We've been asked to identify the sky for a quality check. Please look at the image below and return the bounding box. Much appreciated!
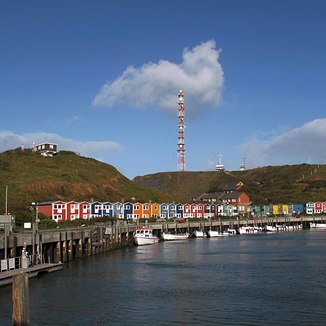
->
[1,0,326,180]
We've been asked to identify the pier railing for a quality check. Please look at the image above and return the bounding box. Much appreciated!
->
[1,256,21,273]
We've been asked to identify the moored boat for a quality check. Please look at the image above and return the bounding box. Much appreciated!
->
[228,228,237,235]
[310,222,326,229]
[265,225,277,233]
[193,230,207,238]
[238,226,259,234]
[161,232,189,241]
[208,229,229,237]
[133,228,160,246]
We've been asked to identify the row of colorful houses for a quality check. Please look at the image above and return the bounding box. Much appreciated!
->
[37,200,326,222]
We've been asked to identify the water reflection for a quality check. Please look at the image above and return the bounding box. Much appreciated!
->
[0,231,326,325]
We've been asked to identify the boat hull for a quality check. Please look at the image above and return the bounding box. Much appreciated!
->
[162,233,189,241]
[194,230,207,238]
[238,226,259,234]
[208,230,228,237]
[310,223,326,229]
[133,228,160,246]
[134,237,160,246]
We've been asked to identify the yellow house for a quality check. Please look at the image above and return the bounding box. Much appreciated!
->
[273,204,281,215]
[282,204,289,215]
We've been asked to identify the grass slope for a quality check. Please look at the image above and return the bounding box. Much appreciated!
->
[0,148,173,214]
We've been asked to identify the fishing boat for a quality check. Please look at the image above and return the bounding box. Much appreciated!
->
[133,228,160,246]
[310,222,326,229]
[161,232,189,241]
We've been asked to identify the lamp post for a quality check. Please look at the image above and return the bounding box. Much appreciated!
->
[4,185,8,260]
[31,202,39,265]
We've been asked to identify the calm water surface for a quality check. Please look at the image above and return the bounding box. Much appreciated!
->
[1,230,326,325]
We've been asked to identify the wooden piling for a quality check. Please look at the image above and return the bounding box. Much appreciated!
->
[12,273,29,326]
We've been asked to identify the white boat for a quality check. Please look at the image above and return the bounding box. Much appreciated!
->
[275,224,286,232]
[162,232,189,241]
[265,225,277,233]
[310,222,326,229]
[238,226,259,234]
[193,230,207,238]
[133,228,160,246]
[208,229,229,237]
[227,228,237,236]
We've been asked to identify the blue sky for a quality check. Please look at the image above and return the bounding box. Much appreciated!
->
[1,0,326,179]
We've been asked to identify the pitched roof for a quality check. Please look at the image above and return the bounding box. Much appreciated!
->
[201,192,223,199]
[220,192,244,200]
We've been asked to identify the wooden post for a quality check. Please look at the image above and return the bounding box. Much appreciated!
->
[12,273,29,326]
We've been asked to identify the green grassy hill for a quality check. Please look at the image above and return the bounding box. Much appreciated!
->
[133,164,326,204]
[0,148,173,215]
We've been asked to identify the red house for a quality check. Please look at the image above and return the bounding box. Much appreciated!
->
[66,201,79,221]
[183,203,191,218]
[37,201,67,222]
[314,202,323,214]
[37,202,53,219]
[196,203,205,219]
[79,201,91,219]
[52,201,67,222]
[190,203,199,218]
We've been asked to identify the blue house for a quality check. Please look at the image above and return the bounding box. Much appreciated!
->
[292,203,305,216]
[102,201,113,217]
[176,203,184,218]
[123,202,133,220]
[160,203,169,219]
[169,203,177,218]
[90,201,103,218]
[113,202,124,219]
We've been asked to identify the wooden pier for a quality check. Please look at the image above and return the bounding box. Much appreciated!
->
[0,262,63,287]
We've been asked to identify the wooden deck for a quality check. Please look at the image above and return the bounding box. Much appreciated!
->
[0,262,63,287]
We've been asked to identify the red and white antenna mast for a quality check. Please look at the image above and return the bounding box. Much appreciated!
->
[177,89,186,172]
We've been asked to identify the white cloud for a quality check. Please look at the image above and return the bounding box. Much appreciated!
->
[0,131,121,156]
[92,40,224,115]
[239,118,326,167]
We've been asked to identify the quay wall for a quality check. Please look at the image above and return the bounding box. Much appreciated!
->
[0,216,325,265]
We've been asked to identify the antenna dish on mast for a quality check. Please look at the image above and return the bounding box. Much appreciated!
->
[216,152,225,171]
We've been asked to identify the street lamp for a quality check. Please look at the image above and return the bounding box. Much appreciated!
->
[31,202,40,265]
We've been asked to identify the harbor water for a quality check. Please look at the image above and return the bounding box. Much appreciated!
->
[1,230,326,325]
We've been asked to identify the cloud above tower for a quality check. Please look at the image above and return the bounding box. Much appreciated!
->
[92,40,224,115]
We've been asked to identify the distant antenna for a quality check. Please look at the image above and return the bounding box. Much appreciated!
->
[177,89,186,172]
[240,157,246,171]
[216,152,225,171]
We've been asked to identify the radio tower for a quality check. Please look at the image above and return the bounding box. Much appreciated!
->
[177,89,186,172]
